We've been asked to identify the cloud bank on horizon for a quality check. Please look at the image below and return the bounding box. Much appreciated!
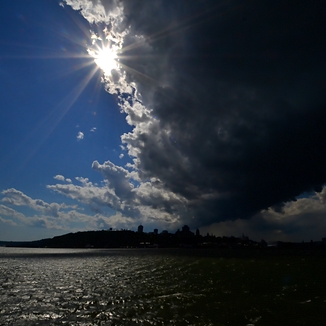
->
[2,0,326,241]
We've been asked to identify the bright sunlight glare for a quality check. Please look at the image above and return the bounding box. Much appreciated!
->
[88,45,118,75]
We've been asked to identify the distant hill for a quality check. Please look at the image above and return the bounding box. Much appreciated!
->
[0,240,47,248]
[2,229,326,251]
[2,229,197,248]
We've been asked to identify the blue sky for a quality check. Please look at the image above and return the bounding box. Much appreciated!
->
[0,1,133,240]
[1,0,326,242]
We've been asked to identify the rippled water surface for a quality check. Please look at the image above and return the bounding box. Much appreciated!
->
[0,247,325,325]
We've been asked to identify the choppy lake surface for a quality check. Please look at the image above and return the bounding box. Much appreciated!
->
[0,247,325,325]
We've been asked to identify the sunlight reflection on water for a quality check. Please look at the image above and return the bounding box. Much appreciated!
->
[0,247,325,325]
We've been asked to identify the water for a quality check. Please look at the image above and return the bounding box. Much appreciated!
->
[0,247,325,325]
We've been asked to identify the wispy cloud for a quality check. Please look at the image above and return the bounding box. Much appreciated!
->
[0,188,141,232]
[0,204,26,222]
[3,181,326,240]
[46,160,184,228]
[1,188,69,218]
[0,216,17,226]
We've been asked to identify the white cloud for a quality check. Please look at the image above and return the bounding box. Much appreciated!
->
[1,188,71,218]
[54,175,72,183]
[0,188,141,232]
[54,175,65,181]
[46,159,188,231]
[47,181,119,212]
[63,0,123,25]
[92,160,134,199]
[77,131,84,141]
[90,127,97,132]
[119,153,124,159]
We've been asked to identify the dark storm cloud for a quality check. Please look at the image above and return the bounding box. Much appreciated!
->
[66,0,326,228]
[116,0,326,224]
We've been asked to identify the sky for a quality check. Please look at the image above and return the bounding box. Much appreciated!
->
[1,0,326,242]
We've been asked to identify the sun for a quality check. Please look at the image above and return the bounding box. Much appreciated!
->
[88,45,118,75]
[95,46,118,74]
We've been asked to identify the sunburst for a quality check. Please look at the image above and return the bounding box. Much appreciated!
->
[87,31,120,76]
[89,46,119,75]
